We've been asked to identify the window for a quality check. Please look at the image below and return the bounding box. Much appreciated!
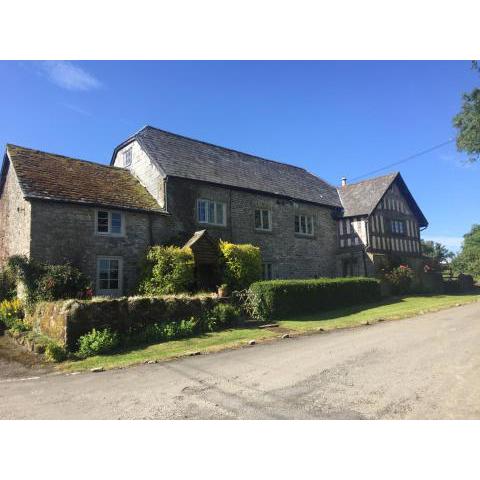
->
[96,210,124,235]
[123,148,132,167]
[97,257,122,295]
[197,199,226,226]
[391,219,405,235]
[295,214,314,236]
[262,263,273,280]
[255,209,271,231]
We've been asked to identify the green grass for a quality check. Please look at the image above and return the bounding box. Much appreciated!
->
[61,293,480,372]
[62,327,278,372]
[278,293,480,331]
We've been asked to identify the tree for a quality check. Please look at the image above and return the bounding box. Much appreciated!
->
[421,240,455,264]
[453,62,480,162]
[451,224,480,279]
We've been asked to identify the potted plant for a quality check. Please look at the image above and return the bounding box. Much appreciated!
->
[217,283,229,298]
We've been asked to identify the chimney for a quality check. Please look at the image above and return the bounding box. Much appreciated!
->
[341,177,347,187]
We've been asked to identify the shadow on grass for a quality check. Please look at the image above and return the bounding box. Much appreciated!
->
[274,290,480,323]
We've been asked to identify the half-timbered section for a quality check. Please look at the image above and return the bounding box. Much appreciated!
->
[336,172,428,277]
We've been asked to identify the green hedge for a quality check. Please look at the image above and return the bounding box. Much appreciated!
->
[247,277,381,320]
[219,240,262,291]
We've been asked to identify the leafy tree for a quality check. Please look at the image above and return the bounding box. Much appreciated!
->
[452,224,480,278]
[421,240,454,264]
[453,62,480,162]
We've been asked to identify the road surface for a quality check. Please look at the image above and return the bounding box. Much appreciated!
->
[1,301,479,419]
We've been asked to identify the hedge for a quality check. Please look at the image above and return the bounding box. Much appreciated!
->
[247,277,381,320]
[219,241,262,291]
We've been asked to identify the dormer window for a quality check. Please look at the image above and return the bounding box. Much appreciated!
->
[96,210,125,236]
[123,148,132,167]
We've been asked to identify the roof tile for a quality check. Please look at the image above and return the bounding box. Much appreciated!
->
[6,144,163,213]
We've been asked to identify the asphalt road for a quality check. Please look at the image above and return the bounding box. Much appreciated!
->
[1,302,479,419]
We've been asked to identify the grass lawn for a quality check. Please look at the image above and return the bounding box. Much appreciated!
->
[61,293,480,372]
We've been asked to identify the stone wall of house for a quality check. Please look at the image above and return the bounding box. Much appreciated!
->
[112,140,166,209]
[29,200,169,294]
[166,177,339,278]
[0,162,31,267]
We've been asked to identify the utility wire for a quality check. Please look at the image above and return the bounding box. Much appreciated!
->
[350,138,455,182]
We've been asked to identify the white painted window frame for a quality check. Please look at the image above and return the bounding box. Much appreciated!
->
[295,214,314,236]
[196,199,227,226]
[96,256,123,297]
[254,208,272,231]
[123,147,132,167]
[95,209,126,237]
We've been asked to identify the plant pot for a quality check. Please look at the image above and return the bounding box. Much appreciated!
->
[217,286,229,298]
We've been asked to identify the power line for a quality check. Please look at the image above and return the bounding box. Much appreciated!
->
[350,138,455,182]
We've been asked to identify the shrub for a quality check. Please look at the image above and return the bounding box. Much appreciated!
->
[0,298,25,329]
[205,303,241,331]
[77,328,120,358]
[44,342,67,362]
[246,277,381,321]
[138,246,195,295]
[385,265,415,295]
[6,256,91,308]
[0,268,16,301]
[219,241,262,291]
[35,264,91,301]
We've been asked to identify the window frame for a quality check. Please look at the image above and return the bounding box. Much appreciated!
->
[254,208,272,232]
[196,199,227,226]
[390,219,406,235]
[123,148,132,167]
[262,262,273,280]
[96,256,123,297]
[294,214,314,236]
[95,209,125,237]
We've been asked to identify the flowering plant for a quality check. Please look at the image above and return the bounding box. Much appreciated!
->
[385,264,415,295]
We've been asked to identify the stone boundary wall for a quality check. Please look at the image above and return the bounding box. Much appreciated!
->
[27,294,222,350]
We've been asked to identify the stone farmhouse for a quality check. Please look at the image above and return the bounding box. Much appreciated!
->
[0,126,428,296]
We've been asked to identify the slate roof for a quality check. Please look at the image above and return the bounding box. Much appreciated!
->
[113,126,342,208]
[4,144,164,213]
[337,172,398,217]
[337,172,428,227]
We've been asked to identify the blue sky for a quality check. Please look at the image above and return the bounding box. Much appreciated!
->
[0,61,478,251]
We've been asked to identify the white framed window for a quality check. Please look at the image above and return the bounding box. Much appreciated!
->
[96,256,123,296]
[123,148,132,167]
[294,214,314,236]
[255,209,271,231]
[96,210,125,236]
[262,263,273,280]
[197,199,226,226]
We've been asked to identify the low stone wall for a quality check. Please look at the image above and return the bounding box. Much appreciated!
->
[27,294,222,350]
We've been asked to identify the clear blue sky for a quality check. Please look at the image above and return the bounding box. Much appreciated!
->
[1,61,478,251]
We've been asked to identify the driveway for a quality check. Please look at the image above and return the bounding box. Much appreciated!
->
[1,301,479,419]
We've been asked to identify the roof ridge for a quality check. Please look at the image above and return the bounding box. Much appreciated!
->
[339,171,398,188]
[7,144,123,172]
[140,125,311,173]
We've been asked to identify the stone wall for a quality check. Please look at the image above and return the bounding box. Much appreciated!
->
[166,177,339,278]
[27,295,221,350]
[0,162,31,267]
[29,200,170,295]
